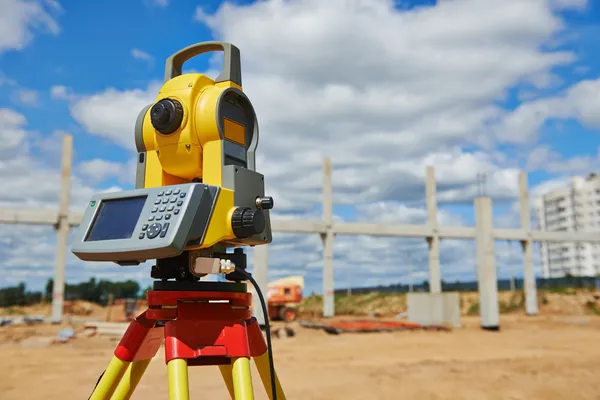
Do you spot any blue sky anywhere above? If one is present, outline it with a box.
[1,0,599,294]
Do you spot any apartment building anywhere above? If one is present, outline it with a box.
[534,173,600,278]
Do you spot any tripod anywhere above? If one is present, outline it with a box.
[89,278,286,400]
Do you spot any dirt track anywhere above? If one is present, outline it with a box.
[1,314,599,399]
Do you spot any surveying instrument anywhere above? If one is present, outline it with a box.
[71,41,286,400]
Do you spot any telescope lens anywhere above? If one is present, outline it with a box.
[150,98,184,134]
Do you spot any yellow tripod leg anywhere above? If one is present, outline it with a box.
[168,358,190,400]
[254,352,286,400]
[232,357,254,400]
[109,359,152,400]
[89,356,130,400]
[219,363,235,399]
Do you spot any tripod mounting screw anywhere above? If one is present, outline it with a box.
[150,98,184,134]
[231,207,265,238]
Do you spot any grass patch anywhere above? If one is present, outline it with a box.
[585,301,600,316]
[467,301,479,315]
[545,287,577,295]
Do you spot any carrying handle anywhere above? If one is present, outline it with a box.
[163,41,242,86]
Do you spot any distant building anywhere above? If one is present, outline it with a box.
[534,173,600,278]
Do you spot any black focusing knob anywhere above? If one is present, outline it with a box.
[150,98,184,134]
[255,196,274,210]
[231,207,265,238]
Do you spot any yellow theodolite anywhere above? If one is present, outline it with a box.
[71,41,284,400]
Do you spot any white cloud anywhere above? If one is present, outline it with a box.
[131,48,153,63]
[526,144,600,174]
[78,158,136,185]
[494,78,600,143]
[0,0,62,54]
[12,88,40,106]
[0,108,29,158]
[50,85,72,100]
[69,81,162,148]
[145,0,169,7]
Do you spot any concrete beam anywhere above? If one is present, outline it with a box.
[51,134,73,324]
[437,227,477,239]
[0,208,59,225]
[530,231,600,242]
[251,245,269,325]
[493,229,527,241]
[333,222,430,237]
[322,157,335,318]
[426,166,441,294]
[271,219,326,234]
[4,206,600,244]
[475,197,499,330]
[519,172,538,316]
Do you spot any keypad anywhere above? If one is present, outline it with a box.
[160,223,169,238]
[139,187,186,239]
[147,223,162,239]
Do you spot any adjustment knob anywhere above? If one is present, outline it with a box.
[150,98,184,134]
[231,207,265,238]
[255,196,274,210]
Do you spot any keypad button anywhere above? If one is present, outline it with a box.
[148,215,155,221]
[142,224,148,231]
[160,222,170,238]
[154,199,161,205]
[173,188,180,195]
[156,215,163,221]
[162,198,169,204]
[166,189,172,195]
[180,192,186,198]
[174,209,180,215]
[152,207,158,213]
[170,197,177,203]
[139,232,145,239]
[177,201,183,206]
[158,191,164,196]
[147,223,162,239]
[167,205,174,211]
[165,214,171,220]
[159,206,166,212]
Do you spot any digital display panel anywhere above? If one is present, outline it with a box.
[84,196,147,241]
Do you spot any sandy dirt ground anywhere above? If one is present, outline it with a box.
[1,314,599,399]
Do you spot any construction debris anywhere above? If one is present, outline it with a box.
[83,322,129,336]
[299,319,451,334]
[54,328,76,344]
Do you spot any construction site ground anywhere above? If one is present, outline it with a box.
[1,312,599,399]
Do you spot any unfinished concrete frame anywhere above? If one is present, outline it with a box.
[2,134,600,325]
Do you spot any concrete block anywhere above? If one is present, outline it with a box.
[407,292,461,328]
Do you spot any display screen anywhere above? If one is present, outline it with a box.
[84,196,147,241]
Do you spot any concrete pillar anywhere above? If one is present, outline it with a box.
[519,172,538,315]
[426,166,441,293]
[474,197,499,330]
[251,245,269,325]
[322,157,335,318]
[51,134,73,324]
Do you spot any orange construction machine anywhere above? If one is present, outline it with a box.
[266,276,304,322]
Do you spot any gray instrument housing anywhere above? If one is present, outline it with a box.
[71,183,218,264]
